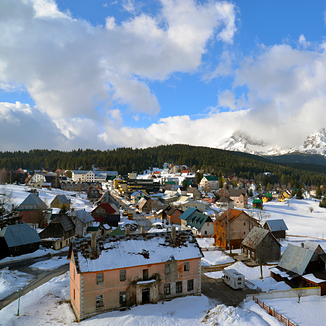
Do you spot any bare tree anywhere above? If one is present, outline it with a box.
[297,288,306,303]
[0,168,8,185]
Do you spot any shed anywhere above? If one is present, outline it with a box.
[263,219,288,239]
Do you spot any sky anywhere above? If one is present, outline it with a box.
[1,0,326,151]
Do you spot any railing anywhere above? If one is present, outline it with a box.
[245,279,262,292]
[253,296,298,326]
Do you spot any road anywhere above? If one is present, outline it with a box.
[201,272,261,306]
[0,252,69,310]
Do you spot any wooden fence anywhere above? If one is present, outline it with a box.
[253,296,298,326]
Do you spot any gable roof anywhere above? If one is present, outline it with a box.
[0,222,41,247]
[69,230,203,273]
[92,203,118,215]
[52,194,70,205]
[278,243,315,276]
[215,208,255,225]
[18,193,47,210]
[242,226,280,249]
[72,210,94,224]
[264,219,288,232]
[203,175,219,181]
[186,212,212,230]
[228,189,248,197]
[304,241,325,253]
[179,207,199,221]
[51,215,75,232]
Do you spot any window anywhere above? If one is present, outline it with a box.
[244,222,246,226]
[97,273,103,285]
[143,269,148,280]
[184,262,190,271]
[96,295,104,308]
[73,269,75,280]
[73,288,75,300]
[119,291,127,305]
[120,269,126,282]
[204,231,207,235]
[176,281,182,293]
[187,279,194,291]
[165,264,170,274]
[164,283,171,295]
[15,247,19,252]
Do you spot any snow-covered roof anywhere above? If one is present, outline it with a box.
[70,230,203,273]
[71,209,94,223]
[302,273,326,284]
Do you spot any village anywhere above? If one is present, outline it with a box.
[1,164,326,325]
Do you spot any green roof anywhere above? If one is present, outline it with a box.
[253,199,262,204]
[204,175,218,181]
[109,227,125,236]
[186,212,212,230]
[165,181,176,185]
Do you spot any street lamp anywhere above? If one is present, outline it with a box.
[51,246,53,259]
[17,288,22,316]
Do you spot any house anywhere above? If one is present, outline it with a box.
[39,214,75,250]
[0,222,41,258]
[50,194,71,210]
[252,198,263,209]
[185,212,214,237]
[177,186,187,196]
[213,209,259,249]
[263,219,288,239]
[186,187,201,200]
[167,207,183,225]
[216,196,234,208]
[241,226,281,263]
[271,243,326,290]
[70,210,94,237]
[130,190,148,204]
[91,203,120,227]
[228,189,248,209]
[17,193,49,228]
[179,207,200,230]
[68,229,203,321]
[87,187,102,200]
[199,175,219,192]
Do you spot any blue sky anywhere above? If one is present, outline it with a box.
[1,0,326,151]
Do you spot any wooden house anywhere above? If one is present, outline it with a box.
[50,194,71,210]
[68,229,203,321]
[0,222,41,258]
[228,189,248,208]
[91,203,120,227]
[263,219,288,239]
[241,226,281,263]
[70,210,94,237]
[167,207,183,225]
[213,209,259,249]
[39,214,75,250]
[271,243,326,290]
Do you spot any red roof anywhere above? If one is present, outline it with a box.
[92,203,117,215]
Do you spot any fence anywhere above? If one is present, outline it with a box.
[253,296,298,326]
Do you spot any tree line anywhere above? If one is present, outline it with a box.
[1,144,326,187]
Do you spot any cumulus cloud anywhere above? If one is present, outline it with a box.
[0,0,236,122]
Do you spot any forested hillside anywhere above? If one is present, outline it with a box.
[1,144,326,186]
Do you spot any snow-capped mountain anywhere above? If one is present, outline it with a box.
[217,129,326,157]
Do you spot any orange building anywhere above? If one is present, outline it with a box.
[214,208,259,249]
[68,229,203,321]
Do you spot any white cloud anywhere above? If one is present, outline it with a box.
[0,0,237,124]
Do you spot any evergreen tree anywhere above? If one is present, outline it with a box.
[316,186,322,199]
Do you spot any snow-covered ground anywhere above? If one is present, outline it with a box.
[30,256,69,270]
[201,251,235,266]
[0,272,292,326]
[0,268,35,301]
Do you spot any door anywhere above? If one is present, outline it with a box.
[142,288,150,304]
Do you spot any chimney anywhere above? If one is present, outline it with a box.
[125,227,129,235]
[301,243,304,248]
[91,231,97,252]
[171,226,176,244]
[140,226,146,234]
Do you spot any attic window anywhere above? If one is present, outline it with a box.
[120,269,126,282]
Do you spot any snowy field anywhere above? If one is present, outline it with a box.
[254,198,326,239]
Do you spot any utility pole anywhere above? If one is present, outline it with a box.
[226,203,232,254]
